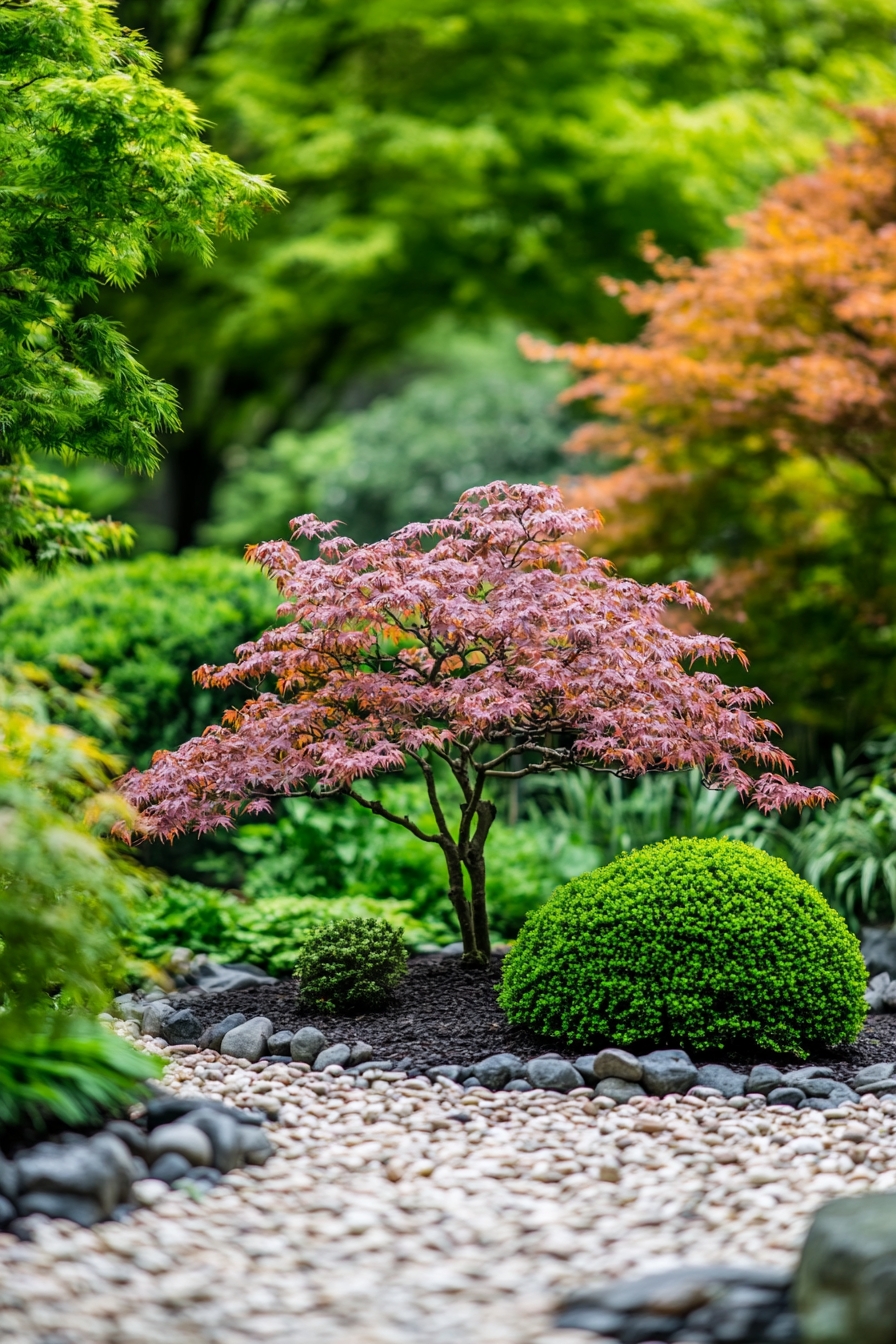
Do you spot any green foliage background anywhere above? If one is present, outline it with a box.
[0,0,278,574]
[98,0,896,552]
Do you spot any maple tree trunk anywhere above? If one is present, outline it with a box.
[465,851,492,967]
[442,839,491,968]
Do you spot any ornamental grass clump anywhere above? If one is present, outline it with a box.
[295,917,407,1013]
[499,837,867,1057]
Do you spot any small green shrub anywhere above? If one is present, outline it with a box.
[295,917,408,1013]
[499,837,867,1057]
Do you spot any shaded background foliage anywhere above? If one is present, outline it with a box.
[7,0,896,989]
[76,0,896,552]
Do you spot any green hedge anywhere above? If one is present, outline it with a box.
[0,551,275,766]
[499,837,867,1057]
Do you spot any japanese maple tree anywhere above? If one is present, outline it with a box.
[521,107,896,740]
[120,482,829,965]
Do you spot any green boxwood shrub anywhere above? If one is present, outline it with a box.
[295,917,408,1013]
[499,837,867,1057]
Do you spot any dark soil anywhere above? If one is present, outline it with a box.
[174,955,896,1081]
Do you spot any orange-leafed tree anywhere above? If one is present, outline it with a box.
[522,107,896,747]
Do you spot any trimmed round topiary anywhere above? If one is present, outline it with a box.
[499,837,866,1057]
[295,916,408,1013]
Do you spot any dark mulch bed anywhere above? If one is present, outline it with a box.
[175,955,896,1080]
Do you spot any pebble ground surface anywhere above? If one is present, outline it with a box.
[4,1036,896,1344]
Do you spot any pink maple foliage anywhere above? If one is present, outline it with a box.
[119,481,830,964]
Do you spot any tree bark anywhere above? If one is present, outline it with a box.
[441,835,491,967]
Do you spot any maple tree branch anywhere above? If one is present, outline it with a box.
[429,740,475,803]
[459,765,489,853]
[406,748,454,840]
[342,786,442,844]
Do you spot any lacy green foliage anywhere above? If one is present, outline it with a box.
[128,877,442,977]
[295,918,408,1014]
[0,1023,162,1132]
[0,462,134,574]
[0,666,144,1026]
[202,326,573,550]
[0,551,276,765]
[499,838,867,1057]
[0,0,280,573]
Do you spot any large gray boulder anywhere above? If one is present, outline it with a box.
[559,1265,793,1340]
[197,1012,247,1052]
[173,1108,245,1173]
[855,1063,896,1094]
[747,1064,783,1095]
[639,1049,698,1097]
[15,1133,133,1225]
[781,1066,835,1087]
[577,1048,643,1085]
[471,1053,525,1090]
[193,960,279,993]
[695,1064,746,1098]
[111,993,145,1026]
[800,1078,839,1099]
[796,1193,896,1343]
[525,1058,585,1094]
[220,1016,273,1062]
[161,1008,202,1045]
[313,1043,352,1071]
[265,1030,294,1056]
[866,971,892,1014]
[239,1127,275,1167]
[147,1123,214,1168]
[290,1026,327,1064]
[595,1078,646,1104]
[142,999,176,1038]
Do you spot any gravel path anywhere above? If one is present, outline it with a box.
[3,1046,896,1344]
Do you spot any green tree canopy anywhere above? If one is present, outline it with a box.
[0,0,281,574]
[110,0,896,544]
[200,325,575,549]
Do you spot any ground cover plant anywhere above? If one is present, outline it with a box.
[295,917,408,1013]
[119,481,828,966]
[128,875,441,977]
[499,837,868,1057]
